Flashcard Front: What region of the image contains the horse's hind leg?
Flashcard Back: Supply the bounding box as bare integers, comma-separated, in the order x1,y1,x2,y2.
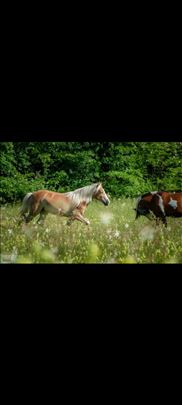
18,205,29,224
19,211,34,224
25,200,43,223
25,213,35,223
18,213,27,225
18,216,24,224
36,209,48,224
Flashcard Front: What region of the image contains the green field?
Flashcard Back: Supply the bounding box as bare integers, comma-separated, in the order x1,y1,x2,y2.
1,199,182,264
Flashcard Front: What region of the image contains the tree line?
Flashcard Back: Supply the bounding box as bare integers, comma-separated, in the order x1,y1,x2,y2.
0,142,181,203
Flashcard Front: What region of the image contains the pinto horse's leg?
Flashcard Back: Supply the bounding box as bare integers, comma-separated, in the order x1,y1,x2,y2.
162,216,167,227
155,216,167,227
155,217,160,226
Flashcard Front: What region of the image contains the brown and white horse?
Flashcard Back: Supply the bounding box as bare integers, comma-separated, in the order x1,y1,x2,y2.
19,183,110,226
134,191,182,227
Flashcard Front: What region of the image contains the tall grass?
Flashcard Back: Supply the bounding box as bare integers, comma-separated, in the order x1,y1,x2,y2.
1,199,182,264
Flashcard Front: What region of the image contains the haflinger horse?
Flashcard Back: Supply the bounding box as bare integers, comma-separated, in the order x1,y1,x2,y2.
134,191,182,227
19,183,110,226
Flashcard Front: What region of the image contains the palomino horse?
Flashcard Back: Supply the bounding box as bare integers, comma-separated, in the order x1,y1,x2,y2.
19,183,110,226
134,191,182,227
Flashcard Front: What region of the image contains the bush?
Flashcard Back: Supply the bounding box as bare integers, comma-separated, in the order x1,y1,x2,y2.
105,170,153,197
1,142,181,203
46,170,69,191
0,173,45,203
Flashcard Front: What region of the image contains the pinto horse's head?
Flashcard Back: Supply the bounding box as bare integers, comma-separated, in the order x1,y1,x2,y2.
134,207,150,219
94,183,110,206
134,195,152,220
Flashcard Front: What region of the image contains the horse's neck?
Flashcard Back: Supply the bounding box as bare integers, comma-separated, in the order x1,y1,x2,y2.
66,190,92,208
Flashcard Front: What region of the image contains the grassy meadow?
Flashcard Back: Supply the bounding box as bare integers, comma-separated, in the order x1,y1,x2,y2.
1,198,182,264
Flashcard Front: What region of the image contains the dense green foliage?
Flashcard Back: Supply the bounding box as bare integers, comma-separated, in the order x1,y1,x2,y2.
1,142,182,202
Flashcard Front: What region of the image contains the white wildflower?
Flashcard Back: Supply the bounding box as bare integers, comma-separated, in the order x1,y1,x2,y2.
23,225,33,237
51,247,59,255
106,258,116,263
125,223,129,229
139,225,156,241
100,212,113,225
11,248,18,263
114,230,120,238
8,229,13,235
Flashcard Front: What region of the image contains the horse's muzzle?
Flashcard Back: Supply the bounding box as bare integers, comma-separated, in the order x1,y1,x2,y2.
133,208,139,219
104,198,110,206
134,207,150,219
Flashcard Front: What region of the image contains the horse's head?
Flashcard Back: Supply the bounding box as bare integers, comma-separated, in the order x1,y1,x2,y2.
134,207,150,219
134,208,140,219
134,197,152,220
94,183,110,206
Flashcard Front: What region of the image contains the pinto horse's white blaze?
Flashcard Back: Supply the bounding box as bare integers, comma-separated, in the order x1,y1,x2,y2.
157,194,166,216
19,183,110,226
168,198,177,209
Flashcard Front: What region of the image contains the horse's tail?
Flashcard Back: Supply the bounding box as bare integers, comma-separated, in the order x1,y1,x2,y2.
19,192,33,215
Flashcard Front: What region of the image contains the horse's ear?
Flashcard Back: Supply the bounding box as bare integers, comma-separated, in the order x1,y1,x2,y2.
97,182,102,190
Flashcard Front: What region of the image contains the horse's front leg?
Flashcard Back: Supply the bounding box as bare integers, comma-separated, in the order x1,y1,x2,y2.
67,212,90,226
75,214,90,225
155,216,167,227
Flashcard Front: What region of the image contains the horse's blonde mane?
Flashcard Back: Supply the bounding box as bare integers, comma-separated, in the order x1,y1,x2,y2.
64,183,100,207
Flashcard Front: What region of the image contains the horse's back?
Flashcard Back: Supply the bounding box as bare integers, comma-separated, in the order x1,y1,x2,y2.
33,189,50,196
31,190,72,213
136,191,182,220
32,190,59,201
159,191,182,217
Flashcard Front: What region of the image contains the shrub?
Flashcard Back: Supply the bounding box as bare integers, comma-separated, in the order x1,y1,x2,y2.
105,170,153,197
0,173,45,203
